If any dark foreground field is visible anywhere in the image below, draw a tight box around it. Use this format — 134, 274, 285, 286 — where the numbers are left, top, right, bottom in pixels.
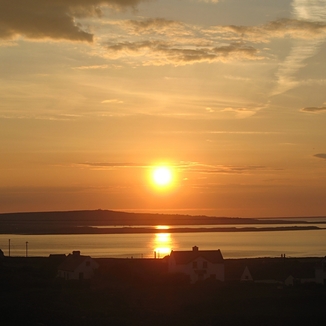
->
1, 257, 326, 326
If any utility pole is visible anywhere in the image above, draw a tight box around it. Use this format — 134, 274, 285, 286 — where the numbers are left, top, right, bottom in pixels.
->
26, 241, 28, 257
8, 239, 10, 257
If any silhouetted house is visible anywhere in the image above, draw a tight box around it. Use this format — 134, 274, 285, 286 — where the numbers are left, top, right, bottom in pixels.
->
240, 265, 253, 282
294, 264, 316, 285
225, 259, 250, 283
168, 246, 224, 283
58, 251, 99, 280
253, 260, 315, 285
225, 258, 316, 286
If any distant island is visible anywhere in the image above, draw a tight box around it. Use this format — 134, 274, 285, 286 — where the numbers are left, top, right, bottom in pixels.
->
0, 210, 325, 235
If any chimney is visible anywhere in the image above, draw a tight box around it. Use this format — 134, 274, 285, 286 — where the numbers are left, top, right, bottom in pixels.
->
192, 246, 199, 252
72, 251, 80, 256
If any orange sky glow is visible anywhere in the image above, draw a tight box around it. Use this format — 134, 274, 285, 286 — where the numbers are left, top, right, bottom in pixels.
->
1, 0, 326, 217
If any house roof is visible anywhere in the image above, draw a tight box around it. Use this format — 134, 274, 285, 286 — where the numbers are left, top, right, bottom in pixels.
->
58, 253, 93, 272
170, 248, 224, 264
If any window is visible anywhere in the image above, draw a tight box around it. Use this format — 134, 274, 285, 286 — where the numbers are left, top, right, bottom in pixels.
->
203, 261, 208, 269
192, 261, 197, 269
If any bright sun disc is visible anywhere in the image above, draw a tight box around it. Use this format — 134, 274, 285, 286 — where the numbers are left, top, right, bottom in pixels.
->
152, 167, 173, 186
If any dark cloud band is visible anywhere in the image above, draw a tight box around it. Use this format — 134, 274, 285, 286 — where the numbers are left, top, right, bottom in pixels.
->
0, 0, 145, 42
314, 153, 326, 160
301, 107, 326, 113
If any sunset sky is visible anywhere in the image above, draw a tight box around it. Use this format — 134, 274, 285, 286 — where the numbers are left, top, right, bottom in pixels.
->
1, 0, 326, 217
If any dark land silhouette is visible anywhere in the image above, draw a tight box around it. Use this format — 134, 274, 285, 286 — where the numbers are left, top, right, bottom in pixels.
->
0, 255, 326, 326
1, 210, 325, 324
0, 209, 324, 234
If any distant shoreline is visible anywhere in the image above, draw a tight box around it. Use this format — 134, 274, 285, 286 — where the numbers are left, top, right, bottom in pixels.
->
1, 209, 325, 235
0, 225, 321, 235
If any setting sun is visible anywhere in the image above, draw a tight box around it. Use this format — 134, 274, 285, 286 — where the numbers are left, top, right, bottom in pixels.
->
152, 166, 173, 187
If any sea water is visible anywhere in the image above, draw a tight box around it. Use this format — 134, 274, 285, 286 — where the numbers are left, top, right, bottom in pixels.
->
1, 228, 326, 258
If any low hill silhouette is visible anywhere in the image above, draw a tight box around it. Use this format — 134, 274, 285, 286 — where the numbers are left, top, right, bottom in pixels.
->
0, 210, 323, 235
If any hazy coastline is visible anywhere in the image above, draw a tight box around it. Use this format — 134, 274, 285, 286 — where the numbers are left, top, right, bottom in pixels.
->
1, 209, 325, 235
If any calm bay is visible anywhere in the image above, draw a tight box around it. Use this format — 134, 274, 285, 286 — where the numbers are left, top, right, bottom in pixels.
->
1, 228, 326, 259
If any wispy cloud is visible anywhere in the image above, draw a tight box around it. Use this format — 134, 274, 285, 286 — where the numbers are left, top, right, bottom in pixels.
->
101, 99, 124, 104
202, 131, 282, 135
105, 40, 260, 66
301, 106, 326, 113
213, 19, 326, 43
219, 107, 258, 119
79, 162, 144, 168
203, 106, 260, 119
0, 40, 18, 47
181, 163, 274, 175
273, 0, 326, 94
121, 18, 185, 36
78, 162, 190, 169
73, 64, 109, 70
314, 153, 326, 160
77, 161, 274, 175
197, 0, 219, 3
102, 13, 326, 66
153, 130, 282, 136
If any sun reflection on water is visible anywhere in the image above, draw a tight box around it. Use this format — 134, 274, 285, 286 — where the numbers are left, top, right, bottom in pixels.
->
155, 225, 170, 230
152, 226, 173, 258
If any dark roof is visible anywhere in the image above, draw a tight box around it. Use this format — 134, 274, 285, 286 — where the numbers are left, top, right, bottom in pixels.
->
58, 254, 92, 272
170, 249, 224, 264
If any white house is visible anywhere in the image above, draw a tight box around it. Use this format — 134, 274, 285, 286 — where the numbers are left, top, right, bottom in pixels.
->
58, 251, 99, 280
168, 246, 224, 283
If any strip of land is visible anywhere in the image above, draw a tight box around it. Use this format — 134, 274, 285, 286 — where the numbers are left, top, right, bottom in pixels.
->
0, 210, 324, 235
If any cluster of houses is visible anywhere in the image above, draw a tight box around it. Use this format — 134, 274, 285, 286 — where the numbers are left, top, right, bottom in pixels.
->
56, 246, 326, 286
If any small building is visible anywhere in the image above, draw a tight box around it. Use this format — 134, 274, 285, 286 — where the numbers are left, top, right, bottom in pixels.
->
168, 246, 224, 283
58, 251, 99, 280
240, 265, 253, 282
225, 258, 317, 286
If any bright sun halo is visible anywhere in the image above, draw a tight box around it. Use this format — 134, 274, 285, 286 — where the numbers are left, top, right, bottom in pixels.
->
152, 166, 173, 187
